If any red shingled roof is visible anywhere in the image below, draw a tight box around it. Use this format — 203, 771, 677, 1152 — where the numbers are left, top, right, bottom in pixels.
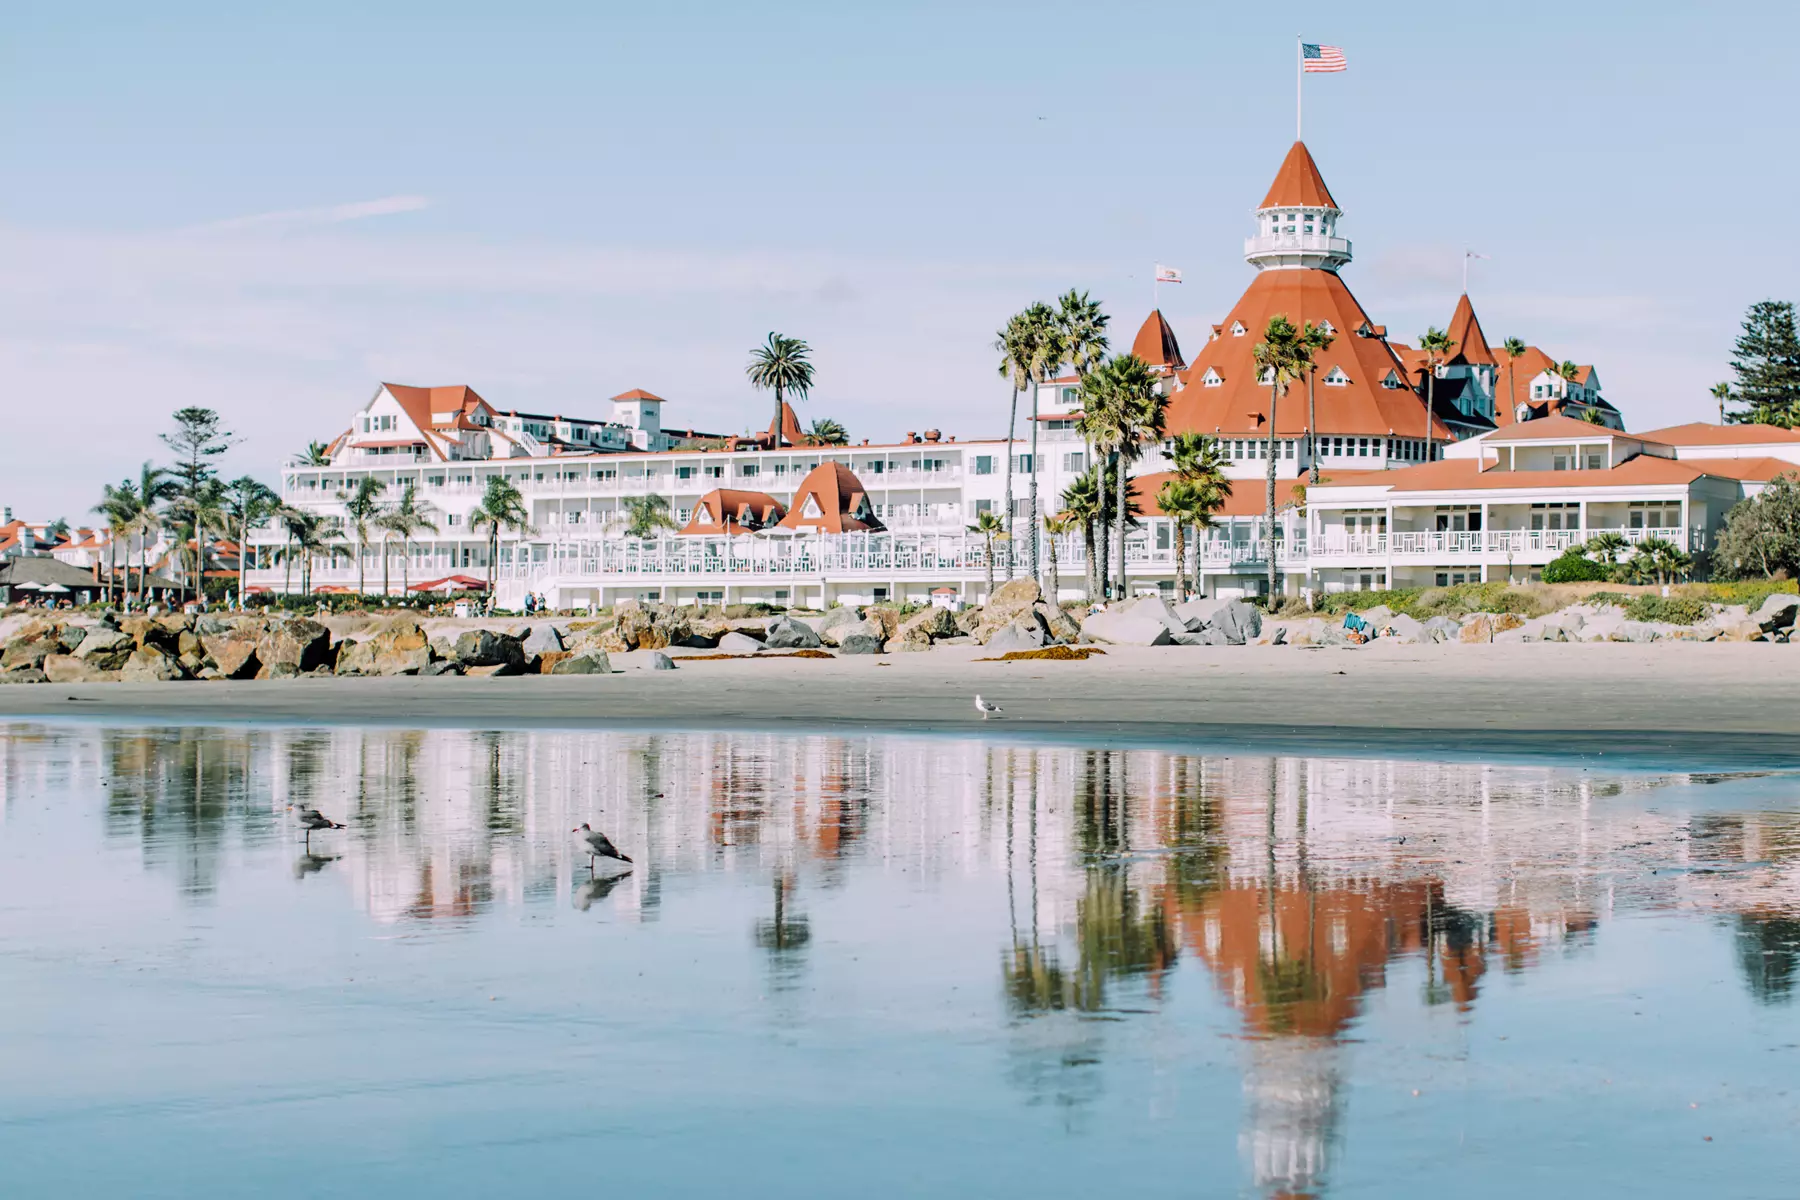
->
1443, 294, 1496, 367
776, 462, 882, 534
1131, 309, 1185, 372
611, 388, 665, 403
679, 488, 786, 535
1259, 141, 1338, 209
1634, 422, 1800, 446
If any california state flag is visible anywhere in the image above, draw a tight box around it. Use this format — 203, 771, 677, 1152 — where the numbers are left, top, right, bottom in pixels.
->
1155, 264, 1182, 284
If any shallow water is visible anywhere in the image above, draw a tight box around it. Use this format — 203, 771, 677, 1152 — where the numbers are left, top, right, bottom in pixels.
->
2, 724, 1798, 1198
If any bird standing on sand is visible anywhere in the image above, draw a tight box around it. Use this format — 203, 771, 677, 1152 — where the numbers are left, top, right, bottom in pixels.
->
975, 695, 1002, 720
573, 823, 633, 872
291, 804, 344, 846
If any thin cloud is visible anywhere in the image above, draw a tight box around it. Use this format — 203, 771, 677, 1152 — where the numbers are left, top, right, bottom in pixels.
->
194, 195, 430, 232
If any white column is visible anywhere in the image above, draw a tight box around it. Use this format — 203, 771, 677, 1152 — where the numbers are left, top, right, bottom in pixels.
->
1479, 501, 1489, 581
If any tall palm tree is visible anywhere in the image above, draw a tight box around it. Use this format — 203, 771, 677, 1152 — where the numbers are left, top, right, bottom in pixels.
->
1080, 354, 1163, 600
1253, 317, 1314, 599
996, 312, 1035, 579
376, 483, 439, 598
1501, 337, 1527, 423
1550, 359, 1582, 415
1415, 326, 1457, 461
1711, 381, 1734, 424
336, 476, 388, 597
623, 494, 678, 538
275, 503, 310, 595
1042, 512, 1077, 604
278, 510, 337, 597
968, 509, 1007, 602
746, 333, 815, 447
804, 417, 848, 446
1156, 479, 1202, 603
1300, 321, 1336, 483
1052, 291, 1108, 581
300, 441, 333, 466
1164, 433, 1233, 598
1061, 469, 1103, 604
130, 461, 177, 606
468, 476, 532, 607
222, 476, 278, 608
94, 480, 140, 606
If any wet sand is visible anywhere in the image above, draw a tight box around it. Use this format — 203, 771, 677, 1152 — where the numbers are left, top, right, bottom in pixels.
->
2, 642, 1795, 769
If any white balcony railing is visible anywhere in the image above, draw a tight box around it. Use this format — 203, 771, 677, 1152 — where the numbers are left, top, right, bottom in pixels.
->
1309, 526, 1705, 560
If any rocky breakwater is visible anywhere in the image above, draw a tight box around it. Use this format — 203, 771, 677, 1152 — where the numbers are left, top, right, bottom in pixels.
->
1078, 595, 1265, 647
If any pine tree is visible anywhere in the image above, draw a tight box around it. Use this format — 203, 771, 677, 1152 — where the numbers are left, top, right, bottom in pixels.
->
1728, 300, 1800, 427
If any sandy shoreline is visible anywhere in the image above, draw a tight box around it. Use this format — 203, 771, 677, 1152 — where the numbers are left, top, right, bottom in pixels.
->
2, 642, 1795, 770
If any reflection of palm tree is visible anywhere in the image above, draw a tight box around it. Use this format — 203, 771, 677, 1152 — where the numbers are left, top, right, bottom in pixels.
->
1735, 914, 1800, 1004
754, 874, 811, 954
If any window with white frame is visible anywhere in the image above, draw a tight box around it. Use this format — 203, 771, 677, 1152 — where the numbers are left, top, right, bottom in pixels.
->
1201, 368, 1223, 387
1231, 322, 1246, 337
1323, 365, 1350, 386
1062, 451, 1086, 472
973, 456, 994, 475
1628, 501, 1681, 530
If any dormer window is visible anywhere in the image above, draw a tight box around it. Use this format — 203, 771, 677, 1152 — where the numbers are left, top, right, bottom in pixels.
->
1380, 370, 1403, 390
1318, 320, 1334, 335
1201, 368, 1223, 388
1231, 321, 1247, 337
1323, 366, 1350, 387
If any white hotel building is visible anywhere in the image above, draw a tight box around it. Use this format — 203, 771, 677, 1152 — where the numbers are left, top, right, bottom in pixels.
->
245, 141, 1800, 609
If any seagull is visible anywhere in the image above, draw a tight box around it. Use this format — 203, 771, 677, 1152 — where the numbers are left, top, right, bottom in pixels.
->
975, 695, 1002, 720
573, 823, 633, 872
289, 804, 344, 846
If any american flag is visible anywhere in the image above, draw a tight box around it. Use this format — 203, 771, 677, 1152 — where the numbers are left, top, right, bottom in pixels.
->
1302, 43, 1346, 73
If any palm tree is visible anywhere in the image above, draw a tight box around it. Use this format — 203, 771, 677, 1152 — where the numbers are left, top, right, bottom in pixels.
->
335, 476, 388, 597
1162, 433, 1232, 599
1079, 354, 1164, 601
1052, 292, 1108, 580
1577, 406, 1608, 425
468, 475, 532, 607
1549, 360, 1581, 414
300, 441, 333, 466
804, 417, 848, 446
1711, 381, 1734, 424
1299, 321, 1336, 483
969, 509, 1007, 602
1254, 316, 1314, 600
275, 503, 310, 595
222, 476, 279, 608
94, 481, 140, 606
1061, 469, 1103, 603
280, 510, 338, 596
376, 483, 439, 598
1415, 326, 1457, 463
746, 333, 815, 447
623, 494, 678, 539
1156, 479, 1202, 603
1627, 536, 1691, 585
1042, 512, 1077, 603
996, 312, 1035, 579
129, 461, 177, 606
1583, 531, 1629, 579
1501, 337, 1527, 423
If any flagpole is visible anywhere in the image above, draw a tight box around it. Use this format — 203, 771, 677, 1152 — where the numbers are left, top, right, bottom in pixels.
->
1296, 35, 1303, 140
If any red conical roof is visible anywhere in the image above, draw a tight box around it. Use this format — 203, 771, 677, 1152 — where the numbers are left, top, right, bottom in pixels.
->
1444, 294, 1496, 367
1259, 141, 1338, 210
1130, 309, 1185, 372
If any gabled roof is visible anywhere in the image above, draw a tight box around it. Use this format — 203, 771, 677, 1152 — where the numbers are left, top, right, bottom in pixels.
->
1678, 456, 1800, 482
381, 383, 489, 431
1165, 268, 1451, 440
1443, 294, 1496, 367
678, 488, 786, 536
1482, 413, 1643, 443
1492, 345, 1559, 425
611, 388, 665, 403
1130, 309, 1186, 372
1259, 141, 1338, 210
1635, 422, 1800, 446
776, 462, 882, 534
1314, 453, 1707, 494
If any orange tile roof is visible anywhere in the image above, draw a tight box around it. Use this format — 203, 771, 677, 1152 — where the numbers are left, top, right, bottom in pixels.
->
1678, 456, 1799, 482
1635, 422, 1800, 446
1166, 268, 1450, 441
1314, 454, 1707, 493
1492, 345, 1558, 426
1259, 141, 1338, 209
1443, 294, 1496, 367
776, 462, 881, 533
1129, 469, 1387, 517
1130, 309, 1185, 372
678, 488, 786, 536
1481, 414, 1652, 443
611, 388, 666, 403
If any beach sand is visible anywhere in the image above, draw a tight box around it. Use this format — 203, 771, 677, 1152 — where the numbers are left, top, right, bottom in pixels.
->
1, 642, 1794, 769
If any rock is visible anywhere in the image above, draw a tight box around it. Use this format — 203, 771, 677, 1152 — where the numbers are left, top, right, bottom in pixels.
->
864, 608, 902, 640
1359, 604, 1395, 625
56, 625, 88, 652
1213, 600, 1263, 646
452, 629, 527, 672
1121, 596, 1188, 638
1611, 620, 1663, 643
1173, 596, 1232, 632
257, 618, 332, 674
200, 634, 261, 679
43, 654, 110, 684
260, 661, 301, 680
1080, 610, 1173, 647
644, 608, 692, 650
420, 660, 463, 677
985, 619, 1047, 655
837, 632, 885, 655
461, 662, 517, 678
936, 635, 977, 646
617, 650, 678, 671
717, 631, 765, 654
1494, 613, 1524, 633
1421, 615, 1462, 644
72, 627, 134, 670
0, 668, 48, 684
764, 616, 822, 650
899, 606, 957, 642
832, 619, 886, 653
1252, 625, 1289, 647
1755, 593, 1799, 633
1, 637, 55, 672
120, 645, 184, 681
987, 578, 1043, 615
1718, 619, 1766, 642
337, 615, 432, 676
613, 605, 656, 649
550, 649, 613, 674
816, 606, 863, 646
536, 650, 572, 673
1035, 603, 1081, 644
953, 607, 984, 635
1459, 614, 1499, 643
521, 623, 565, 658
1385, 613, 1425, 644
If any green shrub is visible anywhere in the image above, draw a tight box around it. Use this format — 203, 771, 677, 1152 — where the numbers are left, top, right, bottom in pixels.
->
1542, 550, 1612, 583
1681, 579, 1799, 608
1623, 595, 1710, 625
1584, 591, 1631, 608
1313, 582, 1552, 619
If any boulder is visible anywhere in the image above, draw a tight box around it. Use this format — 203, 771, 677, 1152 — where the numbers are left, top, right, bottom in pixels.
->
336, 615, 432, 676
73, 627, 134, 670
120, 645, 184, 682
954, 607, 984, 635
613, 604, 656, 649
200, 635, 261, 680
643, 607, 692, 651
1421, 615, 1462, 644
936, 635, 977, 646
521, 623, 565, 659
465, 662, 523, 678
899, 606, 958, 642
1253, 624, 1289, 647
1080, 610, 1173, 647
1575, 613, 1626, 643
1717, 619, 1766, 642
452, 629, 527, 672
764, 616, 822, 650
1, 637, 55, 673
816, 606, 865, 647
0, 668, 48, 685
56, 625, 88, 652
420, 660, 463, 677
1212, 600, 1263, 646
257, 618, 332, 674
1755, 592, 1799, 633
1121, 596, 1188, 638
43, 654, 112, 684
837, 632, 885, 655
1611, 620, 1663, 644
717, 631, 765, 654
1459, 614, 1499, 643
1359, 604, 1395, 625
863, 607, 902, 640
1385, 613, 1425, 644
1173, 596, 1232, 632
987, 578, 1043, 617
1035, 603, 1081, 644
550, 649, 613, 674
985, 619, 1047, 655
260, 661, 301, 680
618, 650, 678, 671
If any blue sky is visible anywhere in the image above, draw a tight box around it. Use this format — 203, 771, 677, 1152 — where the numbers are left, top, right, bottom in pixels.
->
5, 0, 1797, 516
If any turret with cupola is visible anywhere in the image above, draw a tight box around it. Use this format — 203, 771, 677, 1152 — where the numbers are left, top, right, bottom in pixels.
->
1243, 142, 1353, 273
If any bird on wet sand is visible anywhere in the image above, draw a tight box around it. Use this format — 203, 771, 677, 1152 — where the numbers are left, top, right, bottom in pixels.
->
289, 804, 344, 847
975, 695, 1002, 720
573, 823, 633, 872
